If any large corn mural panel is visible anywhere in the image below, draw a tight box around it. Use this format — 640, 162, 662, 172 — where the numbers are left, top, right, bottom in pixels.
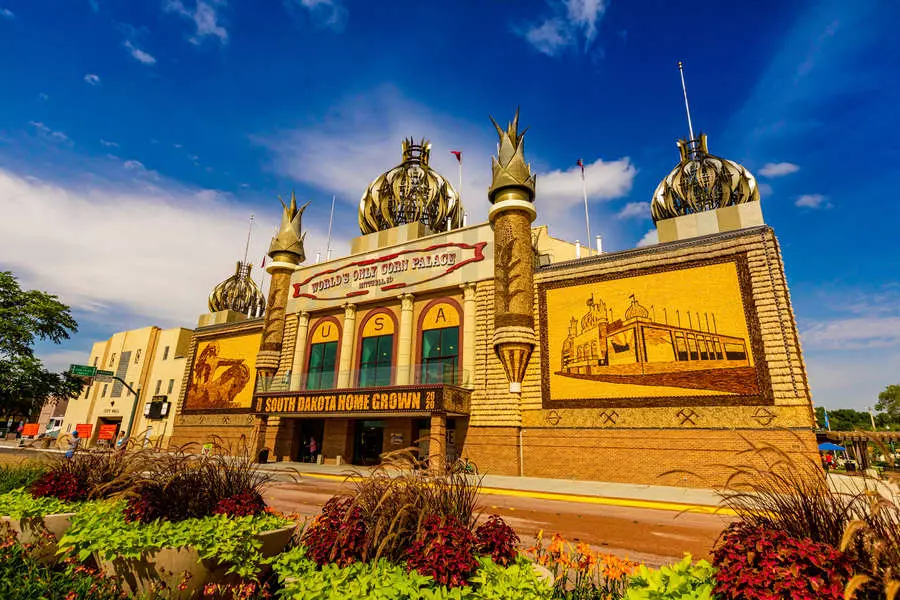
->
539, 258, 768, 407
184, 333, 261, 411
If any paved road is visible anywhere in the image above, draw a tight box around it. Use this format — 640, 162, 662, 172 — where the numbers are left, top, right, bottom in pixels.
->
262, 474, 731, 567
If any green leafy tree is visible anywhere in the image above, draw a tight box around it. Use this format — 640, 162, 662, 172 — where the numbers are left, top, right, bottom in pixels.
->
875, 384, 900, 427
0, 271, 84, 421
814, 406, 874, 431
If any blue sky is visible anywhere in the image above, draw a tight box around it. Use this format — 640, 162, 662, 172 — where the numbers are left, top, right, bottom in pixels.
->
1, 0, 897, 410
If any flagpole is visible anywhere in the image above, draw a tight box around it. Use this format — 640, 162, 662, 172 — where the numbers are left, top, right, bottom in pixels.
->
580, 161, 591, 256
326, 195, 335, 261
243, 213, 255, 263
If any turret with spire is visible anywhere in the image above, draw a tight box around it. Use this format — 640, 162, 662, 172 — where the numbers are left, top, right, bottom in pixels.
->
488, 109, 537, 394
256, 192, 310, 388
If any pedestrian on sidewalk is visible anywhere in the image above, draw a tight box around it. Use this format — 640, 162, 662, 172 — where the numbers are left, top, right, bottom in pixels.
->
65, 430, 80, 459
309, 437, 318, 463
115, 431, 128, 452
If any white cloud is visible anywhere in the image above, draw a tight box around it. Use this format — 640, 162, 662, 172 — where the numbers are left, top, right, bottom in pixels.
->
537, 157, 635, 209
89, 0, 99, 12
616, 201, 649, 220
100, 139, 119, 148
0, 168, 330, 330
37, 92, 49, 101
84, 73, 101, 85
518, 0, 607, 56
0, 7, 14, 18
290, 0, 347, 30
39, 349, 95, 374
29, 121, 69, 142
759, 162, 800, 177
802, 316, 900, 351
758, 182, 774, 198
124, 40, 156, 65
806, 349, 900, 411
795, 193, 829, 208
636, 229, 658, 247
165, 0, 228, 44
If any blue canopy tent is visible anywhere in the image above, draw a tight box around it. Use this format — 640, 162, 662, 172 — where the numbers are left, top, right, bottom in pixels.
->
818, 442, 846, 452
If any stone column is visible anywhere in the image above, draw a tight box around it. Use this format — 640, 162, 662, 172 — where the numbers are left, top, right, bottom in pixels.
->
428, 413, 446, 472
290, 312, 310, 390
336, 303, 357, 388
460, 284, 476, 388
396, 294, 415, 385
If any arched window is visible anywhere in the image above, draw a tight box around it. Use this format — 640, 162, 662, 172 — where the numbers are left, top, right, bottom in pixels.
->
419, 300, 461, 385
306, 319, 340, 390
358, 311, 396, 387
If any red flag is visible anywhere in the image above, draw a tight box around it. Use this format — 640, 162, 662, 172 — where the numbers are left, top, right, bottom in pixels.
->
450, 150, 462, 162
576, 158, 584, 175
260, 255, 266, 268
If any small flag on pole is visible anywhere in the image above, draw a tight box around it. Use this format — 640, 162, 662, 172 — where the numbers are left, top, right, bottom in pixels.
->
576, 158, 584, 176
450, 150, 462, 162
260, 255, 266, 269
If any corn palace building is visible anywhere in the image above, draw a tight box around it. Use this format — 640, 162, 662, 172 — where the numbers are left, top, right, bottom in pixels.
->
169, 112, 817, 487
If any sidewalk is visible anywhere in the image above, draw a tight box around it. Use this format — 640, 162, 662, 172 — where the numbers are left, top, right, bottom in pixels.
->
257, 460, 727, 513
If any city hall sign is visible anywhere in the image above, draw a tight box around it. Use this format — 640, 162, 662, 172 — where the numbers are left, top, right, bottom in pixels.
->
286, 233, 491, 311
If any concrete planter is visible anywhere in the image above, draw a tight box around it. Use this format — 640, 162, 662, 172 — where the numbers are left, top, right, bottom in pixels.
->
1, 512, 76, 563
95, 524, 295, 599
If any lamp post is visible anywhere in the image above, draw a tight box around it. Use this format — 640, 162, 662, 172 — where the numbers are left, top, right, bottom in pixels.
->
868, 406, 877, 432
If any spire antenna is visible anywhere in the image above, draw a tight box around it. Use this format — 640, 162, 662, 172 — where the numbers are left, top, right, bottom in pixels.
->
242, 213, 255, 263
677, 61, 695, 141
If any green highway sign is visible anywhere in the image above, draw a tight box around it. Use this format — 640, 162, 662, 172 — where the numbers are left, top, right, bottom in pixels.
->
69, 364, 97, 377
96, 369, 115, 377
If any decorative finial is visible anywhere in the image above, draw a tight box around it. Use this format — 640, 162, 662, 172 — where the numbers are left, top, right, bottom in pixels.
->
677, 61, 696, 142
488, 107, 536, 203
268, 191, 309, 264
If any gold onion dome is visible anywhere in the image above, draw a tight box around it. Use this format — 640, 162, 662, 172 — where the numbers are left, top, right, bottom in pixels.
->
624, 297, 650, 320
358, 138, 464, 235
651, 134, 760, 223
208, 261, 266, 318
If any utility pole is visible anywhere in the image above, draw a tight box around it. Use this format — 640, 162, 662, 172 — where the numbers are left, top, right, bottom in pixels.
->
868, 406, 877, 431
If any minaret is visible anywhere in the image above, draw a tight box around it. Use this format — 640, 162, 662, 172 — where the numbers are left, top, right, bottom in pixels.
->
488, 109, 537, 393
256, 192, 309, 387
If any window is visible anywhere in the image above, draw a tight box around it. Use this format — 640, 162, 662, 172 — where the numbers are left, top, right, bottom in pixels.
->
359, 335, 393, 387
419, 301, 461, 385
109, 353, 116, 367
155, 380, 162, 394
102, 384, 108, 397
162, 346, 170, 360
307, 341, 338, 390
421, 327, 459, 384
66, 423, 72, 433
305, 320, 340, 390
134, 349, 141, 363
92, 356, 99, 367
167, 379, 174, 394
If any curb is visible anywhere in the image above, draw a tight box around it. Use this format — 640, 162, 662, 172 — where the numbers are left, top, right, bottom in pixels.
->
266, 469, 735, 516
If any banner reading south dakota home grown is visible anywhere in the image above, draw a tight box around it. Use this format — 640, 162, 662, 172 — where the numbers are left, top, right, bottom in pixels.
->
255, 385, 470, 416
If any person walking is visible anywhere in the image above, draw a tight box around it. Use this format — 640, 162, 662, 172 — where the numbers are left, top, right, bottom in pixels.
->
65, 430, 80, 459
115, 431, 128, 452
309, 437, 318, 463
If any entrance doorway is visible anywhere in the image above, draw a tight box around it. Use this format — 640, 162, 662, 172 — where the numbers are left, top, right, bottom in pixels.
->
353, 420, 385, 465
292, 419, 325, 463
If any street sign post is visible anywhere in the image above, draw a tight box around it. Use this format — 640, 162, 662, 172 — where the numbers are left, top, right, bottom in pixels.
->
96, 369, 114, 376
69, 364, 97, 377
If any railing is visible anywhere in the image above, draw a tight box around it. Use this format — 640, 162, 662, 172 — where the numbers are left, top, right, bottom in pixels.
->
255, 364, 473, 394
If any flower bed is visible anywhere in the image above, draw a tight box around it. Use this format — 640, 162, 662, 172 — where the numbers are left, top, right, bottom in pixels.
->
59, 501, 294, 598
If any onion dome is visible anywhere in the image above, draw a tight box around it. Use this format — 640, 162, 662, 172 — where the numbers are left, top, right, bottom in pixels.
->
208, 261, 265, 318
358, 138, 463, 235
651, 134, 760, 223
624, 296, 650, 320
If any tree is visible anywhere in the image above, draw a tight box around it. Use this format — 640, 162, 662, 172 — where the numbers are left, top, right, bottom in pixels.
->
875, 384, 900, 426
0, 271, 85, 421
813, 406, 873, 431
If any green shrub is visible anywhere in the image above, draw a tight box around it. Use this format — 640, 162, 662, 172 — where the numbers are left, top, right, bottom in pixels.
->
0, 488, 82, 518
58, 500, 293, 579
271, 548, 552, 600
0, 463, 47, 494
624, 554, 716, 600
